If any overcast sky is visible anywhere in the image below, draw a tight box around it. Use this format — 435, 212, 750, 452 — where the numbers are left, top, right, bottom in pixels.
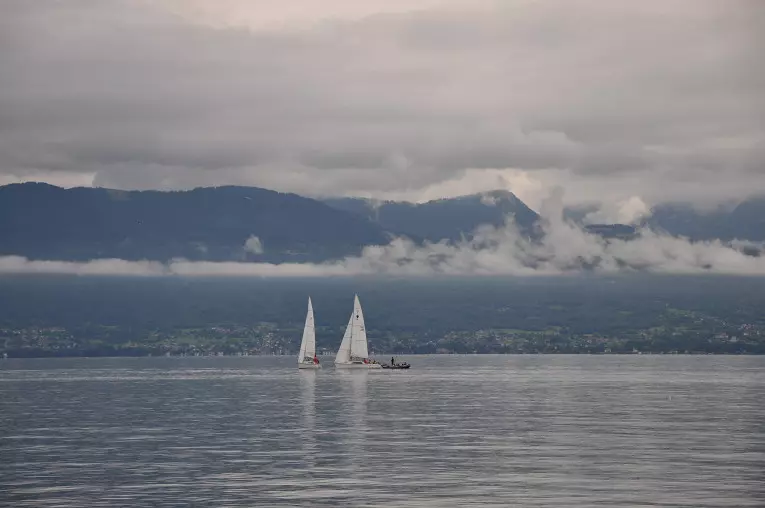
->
1, 0, 762, 214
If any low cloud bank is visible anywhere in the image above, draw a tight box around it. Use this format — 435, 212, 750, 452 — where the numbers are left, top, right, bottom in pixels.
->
243, 235, 264, 255
0, 256, 353, 277
2, 201, 764, 277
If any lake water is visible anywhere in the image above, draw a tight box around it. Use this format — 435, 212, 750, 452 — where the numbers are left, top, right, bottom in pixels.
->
2, 355, 764, 507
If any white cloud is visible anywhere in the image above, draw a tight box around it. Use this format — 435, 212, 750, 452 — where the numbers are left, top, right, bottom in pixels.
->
0, 256, 167, 277
243, 235, 265, 254
583, 196, 650, 225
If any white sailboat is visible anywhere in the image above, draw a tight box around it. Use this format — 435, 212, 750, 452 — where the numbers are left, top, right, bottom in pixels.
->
298, 297, 321, 369
334, 294, 381, 369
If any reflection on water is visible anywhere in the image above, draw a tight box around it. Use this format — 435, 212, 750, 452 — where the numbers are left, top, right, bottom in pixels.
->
299, 370, 317, 470
1, 355, 764, 507
344, 371, 368, 476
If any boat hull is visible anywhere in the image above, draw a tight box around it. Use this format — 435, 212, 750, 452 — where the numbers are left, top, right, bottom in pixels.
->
298, 362, 322, 369
335, 362, 382, 369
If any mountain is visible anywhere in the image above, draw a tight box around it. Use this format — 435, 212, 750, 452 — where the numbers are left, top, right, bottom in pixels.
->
566, 197, 765, 243
0, 183, 390, 262
4, 182, 761, 264
644, 198, 765, 241
323, 190, 540, 242
583, 224, 638, 240
562, 205, 597, 224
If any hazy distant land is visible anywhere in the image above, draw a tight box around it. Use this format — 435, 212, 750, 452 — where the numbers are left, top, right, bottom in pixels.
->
2, 275, 763, 357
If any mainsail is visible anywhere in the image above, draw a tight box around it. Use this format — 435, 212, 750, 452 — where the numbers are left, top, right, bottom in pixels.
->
335, 312, 354, 364
349, 295, 369, 360
298, 297, 316, 363
335, 294, 369, 363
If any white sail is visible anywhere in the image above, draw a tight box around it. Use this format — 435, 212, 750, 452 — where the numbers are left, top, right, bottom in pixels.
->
298, 297, 316, 363
335, 312, 354, 364
349, 295, 369, 360
335, 294, 380, 368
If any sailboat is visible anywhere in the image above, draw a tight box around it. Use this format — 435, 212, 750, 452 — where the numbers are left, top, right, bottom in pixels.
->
298, 297, 321, 369
334, 294, 382, 369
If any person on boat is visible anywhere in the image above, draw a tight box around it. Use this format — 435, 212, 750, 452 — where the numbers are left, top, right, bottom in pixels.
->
313, 354, 319, 365
391, 357, 395, 366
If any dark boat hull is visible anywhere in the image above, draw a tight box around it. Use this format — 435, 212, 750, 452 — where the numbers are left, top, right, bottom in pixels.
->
382, 363, 410, 369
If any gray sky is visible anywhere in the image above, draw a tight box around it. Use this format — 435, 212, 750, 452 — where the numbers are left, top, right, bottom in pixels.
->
1, 0, 763, 216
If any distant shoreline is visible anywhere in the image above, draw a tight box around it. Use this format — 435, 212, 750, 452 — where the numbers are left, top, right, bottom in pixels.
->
3, 351, 764, 359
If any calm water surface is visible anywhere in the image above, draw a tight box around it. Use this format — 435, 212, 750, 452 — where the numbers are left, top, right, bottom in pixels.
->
2, 355, 764, 507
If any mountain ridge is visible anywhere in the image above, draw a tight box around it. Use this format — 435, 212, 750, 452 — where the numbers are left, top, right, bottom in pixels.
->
643, 199, 765, 241
1, 182, 763, 263
322, 189, 540, 242
0, 182, 390, 262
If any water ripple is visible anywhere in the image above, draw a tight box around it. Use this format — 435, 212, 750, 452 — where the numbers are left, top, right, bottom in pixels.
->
1, 355, 764, 507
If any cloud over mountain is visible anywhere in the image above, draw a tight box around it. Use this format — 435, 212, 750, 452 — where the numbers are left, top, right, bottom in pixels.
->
2, 188, 763, 277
